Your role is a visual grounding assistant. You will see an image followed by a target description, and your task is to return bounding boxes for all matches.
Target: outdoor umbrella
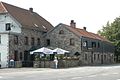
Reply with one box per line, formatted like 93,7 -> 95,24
52,48 -> 69,54
30,47 -> 53,54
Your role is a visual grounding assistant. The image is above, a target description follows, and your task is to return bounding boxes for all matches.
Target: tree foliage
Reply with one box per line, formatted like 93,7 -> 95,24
98,16 -> 120,62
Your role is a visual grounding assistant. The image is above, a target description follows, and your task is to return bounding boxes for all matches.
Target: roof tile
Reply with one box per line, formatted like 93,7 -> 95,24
0,2 -> 53,31
61,23 -> 109,42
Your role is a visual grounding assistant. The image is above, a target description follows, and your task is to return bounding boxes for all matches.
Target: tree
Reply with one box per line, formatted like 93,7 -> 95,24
98,16 -> 120,62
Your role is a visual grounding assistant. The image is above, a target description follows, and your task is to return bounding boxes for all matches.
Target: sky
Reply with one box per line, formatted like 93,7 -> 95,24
1,0 -> 120,33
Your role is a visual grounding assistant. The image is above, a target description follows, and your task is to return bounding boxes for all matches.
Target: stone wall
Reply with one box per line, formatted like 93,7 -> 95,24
45,24 -> 115,65
81,52 -> 114,65
33,60 -> 80,68
46,24 -> 82,56
9,27 -> 46,61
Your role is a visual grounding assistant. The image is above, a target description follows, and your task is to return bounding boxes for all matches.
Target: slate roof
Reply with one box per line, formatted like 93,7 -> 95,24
60,23 -> 109,42
0,2 -> 53,32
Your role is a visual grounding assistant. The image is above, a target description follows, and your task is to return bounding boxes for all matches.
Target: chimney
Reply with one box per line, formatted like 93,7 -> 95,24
70,20 -> 76,28
29,8 -> 33,12
83,27 -> 86,31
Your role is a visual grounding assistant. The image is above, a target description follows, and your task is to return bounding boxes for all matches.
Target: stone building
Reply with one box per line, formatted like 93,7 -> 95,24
46,20 -> 115,65
0,2 -> 115,68
0,2 -> 53,68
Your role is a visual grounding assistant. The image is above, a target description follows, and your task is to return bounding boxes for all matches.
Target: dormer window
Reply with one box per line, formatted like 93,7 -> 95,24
42,25 -> 47,29
34,24 -> 38,27
6,23 -> 11,31
59,30 -> 64,34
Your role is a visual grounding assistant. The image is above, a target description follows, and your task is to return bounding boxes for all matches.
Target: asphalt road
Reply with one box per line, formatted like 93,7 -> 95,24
0,64 -> 120,80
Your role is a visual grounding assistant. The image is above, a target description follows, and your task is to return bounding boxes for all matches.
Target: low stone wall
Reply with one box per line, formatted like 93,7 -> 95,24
15,61 -> 22,68
58,59 -> 80,68
33,59 -> 81,68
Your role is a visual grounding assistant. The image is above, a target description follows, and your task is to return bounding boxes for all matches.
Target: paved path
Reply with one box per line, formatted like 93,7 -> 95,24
0,68 -> 52,74
0,64 -> 120,80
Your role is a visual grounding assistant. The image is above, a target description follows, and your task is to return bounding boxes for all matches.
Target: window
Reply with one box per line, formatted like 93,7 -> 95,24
6,23 -> 11,31
104,55 -> 106,60
14,50 -> 19,61
24,51 -> 29,61
85,54 -> 88,60
14,35 -> 18,45
0,35 -> 1,44
0,53 -> 1,61
47,39 -> 50,46
25,37 -> 28,45
111,55 -> 114,60
83,41 -> 88,48
37,38 -> 40,45
92,42 -> 96,48
20,52 -> 22,60
31,37 -> 34,45
98,54 -> 100,60
70,38 -> 75,45
59,30 -> 64,34
94,54 -> 96,60
74,52 -> 80,56
98,42 -> 100,48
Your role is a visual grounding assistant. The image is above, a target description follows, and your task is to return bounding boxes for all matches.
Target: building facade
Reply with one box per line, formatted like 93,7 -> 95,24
0,2 -> 53,68
46,20 -> 114,65
0,2 -> 114,68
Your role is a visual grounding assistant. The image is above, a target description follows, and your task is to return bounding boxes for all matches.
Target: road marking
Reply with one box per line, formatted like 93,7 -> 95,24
116,79 -> 120,80
101,73 -> 109,76
101,73 -> 119,76
71,77 -> 82,79
112,73 -> 119,75
87,75 -> 97,77
0,76 -> 3,78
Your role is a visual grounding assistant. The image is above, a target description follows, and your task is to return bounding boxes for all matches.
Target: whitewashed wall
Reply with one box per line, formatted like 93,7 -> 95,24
0,13 -> 21,33
0,13 -> 21,68
0,34 -> 9,68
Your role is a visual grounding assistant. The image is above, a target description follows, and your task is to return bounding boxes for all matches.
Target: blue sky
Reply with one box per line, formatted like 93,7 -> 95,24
1,0 -> 120,33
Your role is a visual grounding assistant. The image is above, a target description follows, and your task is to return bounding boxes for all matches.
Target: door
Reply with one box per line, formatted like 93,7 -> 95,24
22,51 -> 33,67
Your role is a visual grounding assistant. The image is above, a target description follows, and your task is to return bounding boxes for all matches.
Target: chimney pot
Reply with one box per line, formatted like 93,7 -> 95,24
83,27 -> 86,31
71,20 -> 74,23
29,8 -> 33,12
70,20 -> 76,28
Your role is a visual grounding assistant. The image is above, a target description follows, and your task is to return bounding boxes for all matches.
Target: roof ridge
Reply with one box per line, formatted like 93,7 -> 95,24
0,2 -> 53,32
1,1 -> 30,13
0,1 -> 8,13
64,24 -> 109,41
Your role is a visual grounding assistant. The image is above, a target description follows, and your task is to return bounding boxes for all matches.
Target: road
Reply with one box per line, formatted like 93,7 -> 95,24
0,64 -> 120,80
